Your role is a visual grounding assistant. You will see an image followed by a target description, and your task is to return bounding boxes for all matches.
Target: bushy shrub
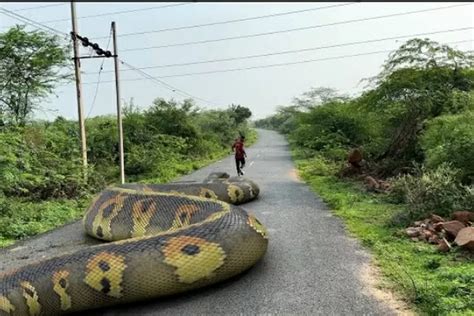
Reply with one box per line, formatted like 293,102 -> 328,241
292,103 -> 361,149
390,164 -> 473,220
0,98 -> 255,200
124,134 -> 188,179
296,155 -> 341,177
0,126 -> 96,199
421,111 -> 474,184
290,101 -> 387,163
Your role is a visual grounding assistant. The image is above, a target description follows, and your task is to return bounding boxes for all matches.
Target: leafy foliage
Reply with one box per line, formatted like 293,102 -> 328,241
294,155 -> 474,315
0,90 -> 254,245
255,38 -> 473,221
292,87 -> 349,109
0,124 -> 96,199
0,26 -> 70,126
421,111 -> 474,184
390,164 -> 473,220
257,38 -> 474,315
0,100 -> 253,186
228,104 -> 252,125
290,101 -> 372,158
254,105 -> 299,135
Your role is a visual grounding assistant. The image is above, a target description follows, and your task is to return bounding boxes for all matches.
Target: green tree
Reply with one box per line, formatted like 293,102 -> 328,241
0,26 -> 70,126
421,111 -> 474,184
227,104 -> 252,125
292,87 -> 348,109
145,98 -> 199,140
362,39 -> 473,170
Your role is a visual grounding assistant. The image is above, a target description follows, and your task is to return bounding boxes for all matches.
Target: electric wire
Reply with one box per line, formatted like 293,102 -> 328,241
144,39 -> 474,79
83,39 -> 473,84
0,7 -> 67,36
119,60 -> 219,106
121,4 -> 470,52
93,3 -> 358,40
12,3 -> 66,12
38,3 -> 192,24
88,27 -> 473,74
86,26 -> 113,119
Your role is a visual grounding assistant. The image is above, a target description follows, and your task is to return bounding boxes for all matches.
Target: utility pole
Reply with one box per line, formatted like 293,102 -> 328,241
70,1 -> 88,175
112,21 -> 125,184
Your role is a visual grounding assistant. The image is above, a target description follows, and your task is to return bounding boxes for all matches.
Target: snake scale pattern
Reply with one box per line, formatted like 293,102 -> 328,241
0,173 -> 268,315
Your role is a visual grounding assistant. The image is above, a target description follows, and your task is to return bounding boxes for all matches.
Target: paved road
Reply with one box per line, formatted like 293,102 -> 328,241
1,129 -> 395,315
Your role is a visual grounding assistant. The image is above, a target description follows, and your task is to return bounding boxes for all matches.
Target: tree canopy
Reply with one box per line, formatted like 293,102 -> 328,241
0,26 -> 70,126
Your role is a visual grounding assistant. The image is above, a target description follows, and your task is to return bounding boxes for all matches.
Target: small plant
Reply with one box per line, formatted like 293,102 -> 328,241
296,155 -> 341,177
421,110 -> 474,185
390,164 -> 473,220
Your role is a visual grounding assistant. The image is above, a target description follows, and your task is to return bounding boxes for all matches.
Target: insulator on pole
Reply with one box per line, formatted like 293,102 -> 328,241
81,37 -> 89,47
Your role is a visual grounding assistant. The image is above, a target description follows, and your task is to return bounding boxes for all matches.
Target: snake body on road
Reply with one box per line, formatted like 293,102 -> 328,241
0,173 -> 268,315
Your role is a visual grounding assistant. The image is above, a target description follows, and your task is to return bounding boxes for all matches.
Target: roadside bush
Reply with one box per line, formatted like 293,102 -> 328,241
296,155 -> 341,177
0,127 -> 92,199
292,102 -> 365,150
124,134 -> 188,180
390,164 -> 473,220
421,111 -> 474,185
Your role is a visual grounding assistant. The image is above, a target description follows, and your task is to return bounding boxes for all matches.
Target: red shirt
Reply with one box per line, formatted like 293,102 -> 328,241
232,141 -> 246,159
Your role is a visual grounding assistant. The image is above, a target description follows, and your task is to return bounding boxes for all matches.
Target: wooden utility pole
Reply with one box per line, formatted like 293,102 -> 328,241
112,21 -> 125,184
70,2 -> 88,173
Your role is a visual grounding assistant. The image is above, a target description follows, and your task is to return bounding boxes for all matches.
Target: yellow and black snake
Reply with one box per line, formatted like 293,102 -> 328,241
0,172 -> 268,315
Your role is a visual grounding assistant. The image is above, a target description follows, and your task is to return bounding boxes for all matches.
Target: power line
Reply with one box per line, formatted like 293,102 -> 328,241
87,26 -> 114,119
93,3 -> 358,40
38,3 -> 192,24
11,3 -> 66,12
146,40 -> 474,79
0,7 -> 67,37
122,4 -> 470,52
119,60 -> 219,106
89,27 -> 473,74
83,39 -> 473,83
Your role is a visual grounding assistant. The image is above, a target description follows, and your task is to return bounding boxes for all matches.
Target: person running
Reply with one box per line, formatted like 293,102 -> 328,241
232,136 -> 247,176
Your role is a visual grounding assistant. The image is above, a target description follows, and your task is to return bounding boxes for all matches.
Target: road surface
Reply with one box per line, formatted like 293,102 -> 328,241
0,129 -> 396,315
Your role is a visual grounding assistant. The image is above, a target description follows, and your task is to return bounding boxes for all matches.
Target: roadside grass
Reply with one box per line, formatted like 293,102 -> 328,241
0,197 -> 90,248
0,129 -> 258,248
293,151 -> 474,316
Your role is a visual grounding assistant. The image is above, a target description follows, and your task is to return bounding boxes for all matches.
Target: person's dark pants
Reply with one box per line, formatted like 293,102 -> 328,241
235,157 -> 245,175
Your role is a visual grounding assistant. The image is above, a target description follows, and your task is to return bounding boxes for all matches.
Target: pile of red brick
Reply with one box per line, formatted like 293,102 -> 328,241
405,211 -> 474,252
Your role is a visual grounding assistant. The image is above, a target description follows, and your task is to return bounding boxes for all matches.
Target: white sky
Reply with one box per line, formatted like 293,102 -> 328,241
0,2 -> 473,120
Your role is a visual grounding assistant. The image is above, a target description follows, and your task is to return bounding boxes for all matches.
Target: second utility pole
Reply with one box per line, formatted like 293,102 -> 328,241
112,21 -> 125,184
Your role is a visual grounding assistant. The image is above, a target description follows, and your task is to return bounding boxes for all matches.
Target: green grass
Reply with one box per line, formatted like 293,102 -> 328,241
0,129 -> 259,248
0,197 -> 90,248
293,152 -> 474,316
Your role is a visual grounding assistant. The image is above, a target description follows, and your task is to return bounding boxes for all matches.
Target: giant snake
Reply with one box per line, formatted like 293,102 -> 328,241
0,172 -> 268,315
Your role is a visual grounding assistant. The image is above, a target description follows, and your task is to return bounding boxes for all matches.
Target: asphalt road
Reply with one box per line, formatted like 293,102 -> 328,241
0,129 -> 396,315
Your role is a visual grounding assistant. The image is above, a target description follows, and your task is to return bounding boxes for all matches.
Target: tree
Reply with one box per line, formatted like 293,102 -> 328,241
361,39 -> 473,169
0,26 -> 70,126
145,98 -> 199,140
227,104 -> 252,125
292,87 -> 348,109
378,38 -> 473,77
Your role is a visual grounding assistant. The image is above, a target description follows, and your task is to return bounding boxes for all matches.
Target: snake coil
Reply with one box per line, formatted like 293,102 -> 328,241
0,173 -> 268,315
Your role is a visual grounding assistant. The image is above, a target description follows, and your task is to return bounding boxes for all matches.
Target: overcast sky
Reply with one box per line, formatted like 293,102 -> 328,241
0,2 -> 473,120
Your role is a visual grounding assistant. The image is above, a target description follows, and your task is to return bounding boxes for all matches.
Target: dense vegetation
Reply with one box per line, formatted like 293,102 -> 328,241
255,39 -> 474,221
0,27 -> 255,247
0,99 -> 255,247
255,39 -> 474,315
